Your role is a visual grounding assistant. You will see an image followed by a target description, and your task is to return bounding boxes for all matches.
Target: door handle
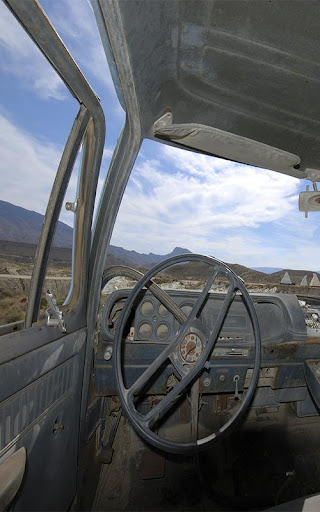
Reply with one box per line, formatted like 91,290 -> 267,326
0,447 -> 26,511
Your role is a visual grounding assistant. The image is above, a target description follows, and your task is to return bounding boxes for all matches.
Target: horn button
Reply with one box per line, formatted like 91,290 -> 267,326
172,322 -> 208,374
180,332 -> 203,363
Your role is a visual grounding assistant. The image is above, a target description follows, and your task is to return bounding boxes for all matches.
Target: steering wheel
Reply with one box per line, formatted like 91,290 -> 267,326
114,254 -> 261,454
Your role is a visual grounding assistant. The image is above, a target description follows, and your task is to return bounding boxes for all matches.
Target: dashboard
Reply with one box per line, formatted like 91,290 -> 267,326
100,289 -> 307,346
95,289 -> 320,421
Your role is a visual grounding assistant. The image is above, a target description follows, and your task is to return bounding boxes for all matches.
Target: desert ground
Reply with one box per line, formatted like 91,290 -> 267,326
2,253 -> 320,328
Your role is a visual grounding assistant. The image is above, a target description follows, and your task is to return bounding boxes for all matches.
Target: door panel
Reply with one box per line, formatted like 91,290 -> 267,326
0,329 -> 86,511
0,329 -> 86,402
0,2 -> 106,509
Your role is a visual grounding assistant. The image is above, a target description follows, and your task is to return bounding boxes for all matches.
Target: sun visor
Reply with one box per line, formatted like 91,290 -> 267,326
154,123 -> 301,175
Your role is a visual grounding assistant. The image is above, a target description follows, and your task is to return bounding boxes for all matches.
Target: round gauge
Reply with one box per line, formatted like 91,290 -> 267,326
140,300 -> 154,316
138,322 -> 152,339
158,304 -> 169,317
156,323 -> 170,340
181,304 -> 193,318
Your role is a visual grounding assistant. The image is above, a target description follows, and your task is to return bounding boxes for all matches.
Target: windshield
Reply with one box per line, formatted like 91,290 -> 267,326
1,0 -> 320,332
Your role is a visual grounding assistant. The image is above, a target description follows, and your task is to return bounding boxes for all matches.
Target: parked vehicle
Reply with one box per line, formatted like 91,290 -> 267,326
2,1 -> 320,510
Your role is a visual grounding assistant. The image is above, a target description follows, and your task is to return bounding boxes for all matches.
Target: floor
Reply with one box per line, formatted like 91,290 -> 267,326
92,407 -> 320,512
92,416 -> 226,511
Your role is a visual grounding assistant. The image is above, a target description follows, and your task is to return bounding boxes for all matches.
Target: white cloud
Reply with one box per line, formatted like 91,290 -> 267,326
0,113 -> 68,215
114,147 -> 299,233
0,0 -> 113,101
0,111 -> 116,231
0,2 -> 67,100
43,0 -> 113,90
111,144 -> 320,269
103,147 -> 113,160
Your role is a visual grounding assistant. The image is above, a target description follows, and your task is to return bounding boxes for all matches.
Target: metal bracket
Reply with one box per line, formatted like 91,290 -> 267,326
299,183 -> 320,218
305,168 -> 320,182
65,197 -> 78,213
45,289 -> 67,332
153,111 -> 173,133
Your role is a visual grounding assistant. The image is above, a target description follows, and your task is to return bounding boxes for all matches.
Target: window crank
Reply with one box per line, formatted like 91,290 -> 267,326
233,374 -> 240,401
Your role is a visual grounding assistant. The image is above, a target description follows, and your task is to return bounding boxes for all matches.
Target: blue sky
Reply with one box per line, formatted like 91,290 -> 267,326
0,0 -> 319,270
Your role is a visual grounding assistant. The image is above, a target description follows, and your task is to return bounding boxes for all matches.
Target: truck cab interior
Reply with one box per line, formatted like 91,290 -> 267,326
2,1 -> 320,511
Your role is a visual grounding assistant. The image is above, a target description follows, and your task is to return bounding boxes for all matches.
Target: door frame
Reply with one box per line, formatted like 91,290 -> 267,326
1,1 -> 105,509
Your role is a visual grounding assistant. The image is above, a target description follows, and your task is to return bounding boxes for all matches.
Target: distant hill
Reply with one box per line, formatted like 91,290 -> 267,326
164,261 -> 272,284
107,245 -> 192,268
0,202 -> 191,268
1,236 -> 320,290
0,238 -> 192,270
0,239 -> 72,266
267,269 -> 320,285
0,200 -> 73,247
1,201 -> 319,287
0,201 -> 192,267
251,267 -> 283,274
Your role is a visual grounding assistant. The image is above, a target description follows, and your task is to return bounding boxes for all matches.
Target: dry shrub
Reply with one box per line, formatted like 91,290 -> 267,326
0,295 -> 27,324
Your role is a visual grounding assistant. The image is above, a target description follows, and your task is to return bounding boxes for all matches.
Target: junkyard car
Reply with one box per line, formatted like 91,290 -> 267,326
2,1 -> 320,511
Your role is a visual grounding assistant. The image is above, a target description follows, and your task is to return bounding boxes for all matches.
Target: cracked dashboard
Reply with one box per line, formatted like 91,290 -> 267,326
100,289 -> 307,347
94,289 -> 320,408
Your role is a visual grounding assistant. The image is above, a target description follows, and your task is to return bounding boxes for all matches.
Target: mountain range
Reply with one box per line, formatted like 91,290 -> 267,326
1,200 -> 320,284
106,245 -> 191,268
0,200 -> 73,247
252,267 -> 284,274
0,200 -> 192,268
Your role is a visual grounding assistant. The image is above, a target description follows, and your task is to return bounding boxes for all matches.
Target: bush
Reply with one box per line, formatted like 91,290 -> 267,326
6,310 -> 24,323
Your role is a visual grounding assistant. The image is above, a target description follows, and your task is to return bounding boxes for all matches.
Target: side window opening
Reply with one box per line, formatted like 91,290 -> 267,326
0,1 -> 106,334
36,144 -> 84,324
0,2 -> 78,332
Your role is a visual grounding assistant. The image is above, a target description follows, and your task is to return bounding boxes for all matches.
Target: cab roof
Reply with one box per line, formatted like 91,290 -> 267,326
95,0 -> 320,179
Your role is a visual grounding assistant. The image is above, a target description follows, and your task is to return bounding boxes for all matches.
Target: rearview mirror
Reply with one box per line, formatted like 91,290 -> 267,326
299,184 -> 320,217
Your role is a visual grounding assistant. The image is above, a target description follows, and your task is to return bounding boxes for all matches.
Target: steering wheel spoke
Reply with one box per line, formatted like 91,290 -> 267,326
143,366 -> 201,429
126,268 -> 226,398
126,342 -> 176,398
185,267 -> 224,322
207,281 -> 237,351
